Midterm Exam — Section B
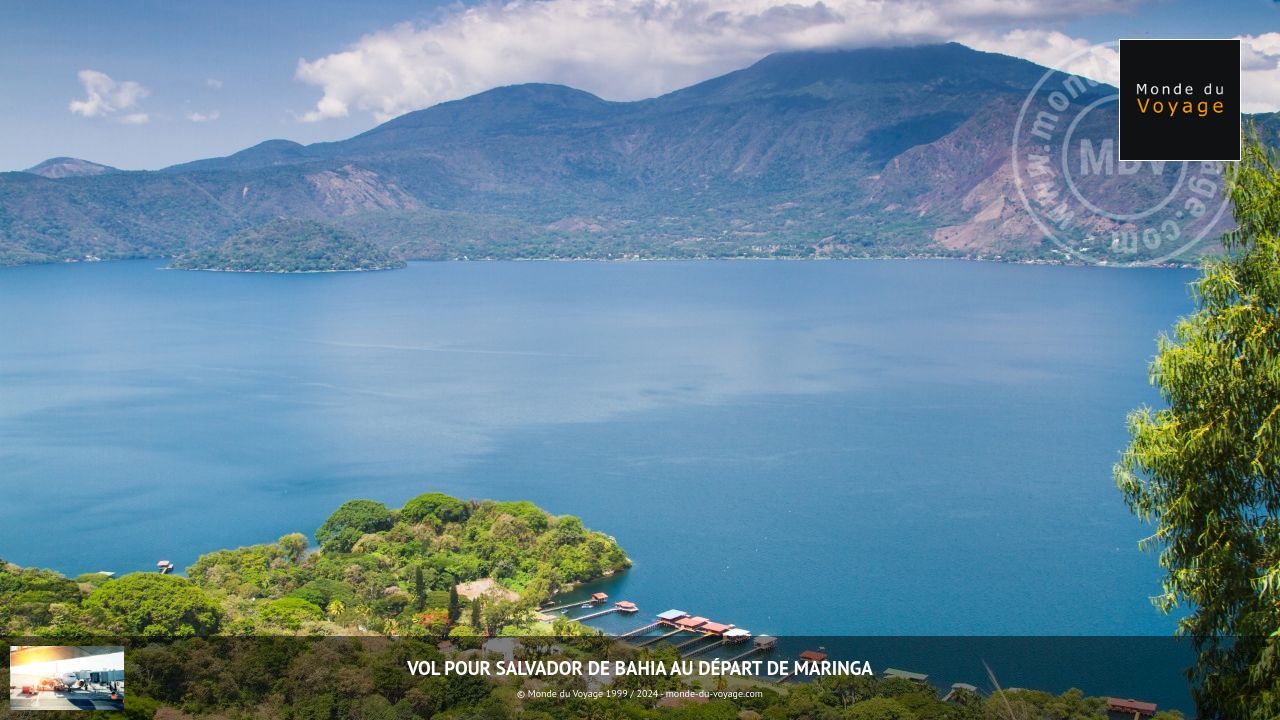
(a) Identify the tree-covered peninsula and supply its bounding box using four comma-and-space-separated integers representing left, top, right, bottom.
169, 218, 406, 273
1, 492, 628, 638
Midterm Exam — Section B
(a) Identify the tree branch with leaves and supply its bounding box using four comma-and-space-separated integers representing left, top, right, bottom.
1117, 132, 1280, 720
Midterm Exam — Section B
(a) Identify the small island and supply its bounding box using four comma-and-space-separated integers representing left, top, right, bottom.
170, 218, 406, 273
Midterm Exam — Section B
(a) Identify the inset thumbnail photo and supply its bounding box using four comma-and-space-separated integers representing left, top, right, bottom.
9, 646, 124, 712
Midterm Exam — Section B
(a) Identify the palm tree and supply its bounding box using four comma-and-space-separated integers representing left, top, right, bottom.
326, 599, 345, 619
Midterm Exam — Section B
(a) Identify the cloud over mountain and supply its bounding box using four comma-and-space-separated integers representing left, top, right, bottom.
294, 0, 1138, 122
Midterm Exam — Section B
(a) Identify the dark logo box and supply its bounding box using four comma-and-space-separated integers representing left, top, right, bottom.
1119, 39, 1241, 162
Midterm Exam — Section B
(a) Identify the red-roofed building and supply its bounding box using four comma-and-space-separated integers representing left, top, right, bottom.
700, 621, 732, 635
798, 650, 828, 662
615, 601, 637, 612
1107, 698, 1157, 718
590, 592, 609, 603
675, 616, 708, 630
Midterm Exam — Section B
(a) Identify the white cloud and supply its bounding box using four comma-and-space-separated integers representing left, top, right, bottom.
962, 29, 1119, 85
1239, 33, 1280, 114
206, 78, 224, 90
294, 0, 1144, 123
969, 33, 1280, 113
69, 70, 150, 123
185, 110, 221, 122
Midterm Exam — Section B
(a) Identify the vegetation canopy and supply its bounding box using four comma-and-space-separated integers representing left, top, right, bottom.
1117, 132, 1280, 719
81, 573, 223, 638
315, 498, 395, 553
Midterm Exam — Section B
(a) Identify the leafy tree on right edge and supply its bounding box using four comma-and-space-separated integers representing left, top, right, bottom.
1117, 132, 1280, 720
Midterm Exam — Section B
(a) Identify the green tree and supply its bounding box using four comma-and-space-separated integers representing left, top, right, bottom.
1116, 134, 1280, 719
469, 597, 481, 631
401, 492, 470, 525
290, 578, 356, 610
316, 499, 393, 553
846, 697, 916, 720
448, 582, 462, 624
259, 597, 324, 630
83, 574, 222, 637
414, 566, 426, 612
278, 533, 309, 563
981, 696, 1039, 720
479, 596, 533, 636
121, 693, 161, 720
816, 674, 877, 708
327, 599, 346, 619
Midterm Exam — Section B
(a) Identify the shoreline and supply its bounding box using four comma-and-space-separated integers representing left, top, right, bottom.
1, 253, 1201, 272
160, 264, 406, 274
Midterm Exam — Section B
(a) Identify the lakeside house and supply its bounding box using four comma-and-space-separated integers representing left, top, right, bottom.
1107, 698, 1158, 719
884, 668, 929, 683
753, 636, 778, 651
674, 616, 709, 630
657, 609, 688, 622
943, 683, 980, 702
798, 650, 828, 662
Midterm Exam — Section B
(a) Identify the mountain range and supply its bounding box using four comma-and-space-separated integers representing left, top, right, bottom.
2, 43, 1274, 267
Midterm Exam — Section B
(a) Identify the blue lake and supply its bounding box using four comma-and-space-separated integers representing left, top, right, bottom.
0, 259, 1193, 639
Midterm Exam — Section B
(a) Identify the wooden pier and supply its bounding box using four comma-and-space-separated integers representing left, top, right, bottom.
545, 597, 634, 615
618, 622, 661, 639
683, 638, 725, 658
573, 606, 622, 622
636, 628, 685, 647
726, 646, 763, 663
541, 599, 600, 613
675, 633, 712, 650
725, 635, 774, 662
620, 609, 757, 654
567, 601, 639, 623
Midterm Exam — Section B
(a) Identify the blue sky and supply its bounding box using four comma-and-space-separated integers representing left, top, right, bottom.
2, 0, 1277, 171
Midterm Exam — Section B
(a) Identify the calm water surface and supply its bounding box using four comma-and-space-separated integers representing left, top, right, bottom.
0, 259, 1194, 638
